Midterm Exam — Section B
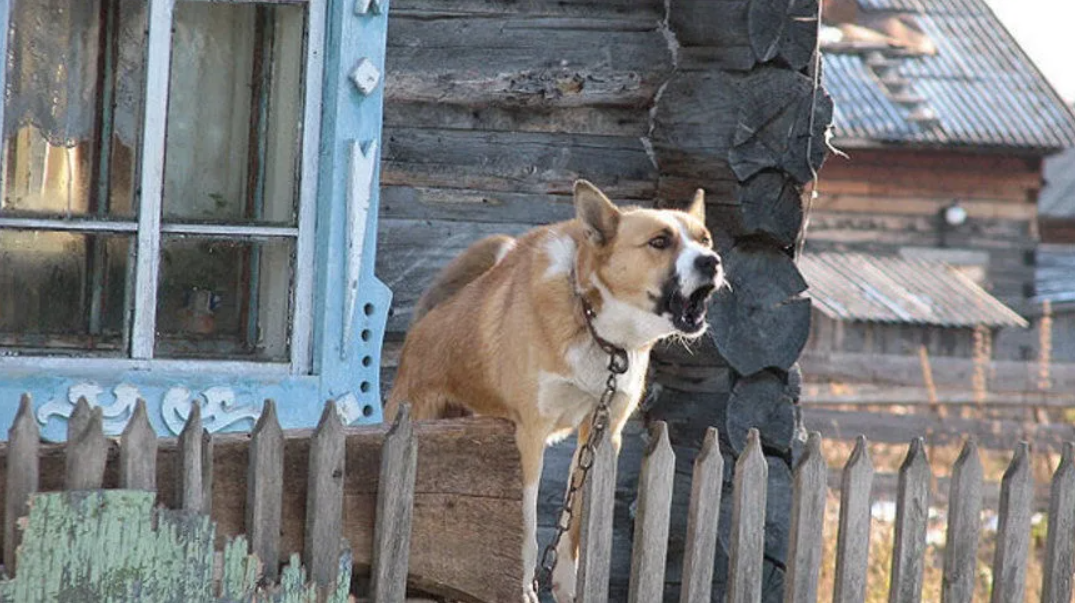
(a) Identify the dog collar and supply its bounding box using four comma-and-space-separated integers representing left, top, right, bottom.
577, 291, 630, 375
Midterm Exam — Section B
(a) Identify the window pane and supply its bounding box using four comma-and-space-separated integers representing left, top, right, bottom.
162, 3, 305, 225
0, 230, 131, 352
2, 0, 147, 218
156, 237, 293, 361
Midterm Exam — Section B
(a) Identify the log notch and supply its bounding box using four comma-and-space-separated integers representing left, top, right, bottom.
643, 0, 832, 600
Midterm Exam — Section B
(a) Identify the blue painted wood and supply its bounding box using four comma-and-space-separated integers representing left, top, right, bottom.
0, 0, 391, 441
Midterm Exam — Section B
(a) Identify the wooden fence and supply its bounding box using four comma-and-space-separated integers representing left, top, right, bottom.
1, 392, 1074, 602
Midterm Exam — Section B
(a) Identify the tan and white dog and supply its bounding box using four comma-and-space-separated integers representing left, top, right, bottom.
385, 180, 724, 602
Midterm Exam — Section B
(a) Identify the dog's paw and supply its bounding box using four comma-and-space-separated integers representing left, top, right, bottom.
522, 583, 540, 603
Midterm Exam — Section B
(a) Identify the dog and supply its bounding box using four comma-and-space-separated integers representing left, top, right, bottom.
385, 180, 724, 602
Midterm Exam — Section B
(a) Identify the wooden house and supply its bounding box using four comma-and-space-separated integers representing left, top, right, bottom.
802, 0, 1075, 364
1034, 145, 1075, 363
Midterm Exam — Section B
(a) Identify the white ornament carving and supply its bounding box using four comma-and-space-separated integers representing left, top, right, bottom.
349, 59, 381, 96
342, 139, 378, 358
36, 382, 142, 435
337, 393, 365, 426
161, 385, 262, 435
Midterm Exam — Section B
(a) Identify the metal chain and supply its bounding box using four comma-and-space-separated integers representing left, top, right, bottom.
532, 301, 629, 596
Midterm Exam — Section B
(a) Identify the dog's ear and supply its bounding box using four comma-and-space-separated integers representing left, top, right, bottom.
686, 188, 706, 223
575, 180, 620, 245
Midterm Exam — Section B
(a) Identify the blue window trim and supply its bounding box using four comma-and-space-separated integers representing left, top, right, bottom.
0, 0, 391, 441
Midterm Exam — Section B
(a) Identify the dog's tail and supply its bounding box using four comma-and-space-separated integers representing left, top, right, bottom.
411, 234, 516, 325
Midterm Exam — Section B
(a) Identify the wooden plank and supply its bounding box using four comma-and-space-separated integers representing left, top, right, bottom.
370, 404, 418, 603
65, 407, 107, 490
990, 442, 1033, 603
1042, 442, 1075, 603
390, 0, 663, 19
784, 432, 827, 603
888, 438, 931, 603
0, 417, 522, 603
304, 401, 346, 593
942, 439, 983, 603
177, 403, 207, 513
577, 426, 618, 603
802, 383, 1074, 408
833, 435, 874, 603
627, 421, 675, 603
246, 399, 284, 582
4, 395, 38, 573
727, 429, 768, 603
679, 428, 724, 603
120, 399, 157, 491
67, 397, 93, 444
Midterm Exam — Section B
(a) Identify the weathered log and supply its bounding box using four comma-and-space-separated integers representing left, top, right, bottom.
726, 370, 796, 455
736, 170, 804, 247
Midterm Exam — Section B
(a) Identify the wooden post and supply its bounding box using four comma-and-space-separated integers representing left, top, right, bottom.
990, 442, 1033, 603
1041, 442, 1075, 603
576, 425, 618, 603
784, 432, 827, 603
177, 403, 209, 513
727, 429, 768, 603
119, 399, 158, 491
833, 435, 874, 603
889, 438, 930, 603
679, 428, 724, 603
66, 407, 107, 490
4, 394, 39, 574
371, 403, 418, 603
627, 421, 675, 603
942, 438, 983, 603
246, 399, 284, 581
305, 401, 346, 594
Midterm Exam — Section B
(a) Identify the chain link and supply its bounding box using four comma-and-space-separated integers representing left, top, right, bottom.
532, 337, 627, 596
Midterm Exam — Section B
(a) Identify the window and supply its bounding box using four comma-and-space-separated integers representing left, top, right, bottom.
1, 0, 316, 368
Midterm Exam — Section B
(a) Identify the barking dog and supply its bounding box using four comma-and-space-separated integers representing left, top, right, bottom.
385, 180, 724, 602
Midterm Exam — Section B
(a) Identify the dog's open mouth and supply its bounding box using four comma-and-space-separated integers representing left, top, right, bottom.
667, 285, 715, 334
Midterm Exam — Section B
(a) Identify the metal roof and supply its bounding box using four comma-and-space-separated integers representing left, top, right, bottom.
1035, 245, 1075, 305
801, 252, 1029, 327
822, 0, 1075, 151
1041, 146, 1075, 219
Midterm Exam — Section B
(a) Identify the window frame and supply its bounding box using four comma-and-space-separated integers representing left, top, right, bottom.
0, 0, 324, 374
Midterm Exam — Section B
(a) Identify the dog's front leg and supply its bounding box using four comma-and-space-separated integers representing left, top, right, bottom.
517, 424, 546, 603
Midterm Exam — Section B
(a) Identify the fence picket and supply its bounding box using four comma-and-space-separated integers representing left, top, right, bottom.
833, 435, 874, 603
577, 424, 618, 603
889, 437, 930, 603
628, 421, 675, 603
67, 396, 92, 443
305, 401, 346, 594
4, 394, 39, 574
942, 438, 983, 603
728, 429, 768, 603
65, 406, 107, 490
679, 427, 724, 603
246, 399, 284, 581
990, 442, 1033, 603
1042, 442, 1075, 603
177, 403, 212, 513
371, 403, 418, 603
784, 432, 827, 603
120, 399, 157, 491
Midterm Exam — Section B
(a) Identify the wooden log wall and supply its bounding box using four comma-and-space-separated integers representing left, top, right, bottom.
378, 0, 831, 599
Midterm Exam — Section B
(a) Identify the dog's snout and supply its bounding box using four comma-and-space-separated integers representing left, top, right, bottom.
694, 254, 720, 277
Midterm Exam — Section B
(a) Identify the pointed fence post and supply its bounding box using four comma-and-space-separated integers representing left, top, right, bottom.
990, 442, 1033, 603
942, 438, 983, 603
305, 401, 346, 595
728, 429, 769, 603
679, 428, 724, 603
247, 399, 284, 581
5, 394, 39, 574
178, 403, 212, 513
785, 432, 827, 603
120, 399, 157, 491
833, 435, 873, 603
889, 438, 930, 603
576, 424, 618, 603
66, 407, 107, 490
1042, 442, 1075, 603
628, 421, 675, 603
371, 403, 418, 603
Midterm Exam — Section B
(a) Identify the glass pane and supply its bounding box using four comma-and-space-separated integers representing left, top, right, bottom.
0, 230, 131, 352
156, 237, 293, 361
162, 3, 305, 225
2, 0, 147, 218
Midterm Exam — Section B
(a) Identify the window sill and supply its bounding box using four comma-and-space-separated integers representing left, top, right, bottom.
0, 355, 297, 377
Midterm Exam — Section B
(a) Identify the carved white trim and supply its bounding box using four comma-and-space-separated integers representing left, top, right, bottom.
342, 139, 378, 358
349, 58, 381, 96
36, 382, 142, 435
337, 392, 365, 426
161, 386, 262, 435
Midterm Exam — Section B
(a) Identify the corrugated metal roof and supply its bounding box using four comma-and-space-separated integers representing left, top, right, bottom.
1041, 147, 1075, 219
1035, 245, 1075, 305
822, 0, 1075, 150
801, 252, 1029, 327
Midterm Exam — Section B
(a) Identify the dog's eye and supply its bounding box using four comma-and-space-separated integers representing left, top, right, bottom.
700, 235, 712, 247
649, 235, 671, 250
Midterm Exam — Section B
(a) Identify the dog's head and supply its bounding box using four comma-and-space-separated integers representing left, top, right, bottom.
573, 180, 725, 346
